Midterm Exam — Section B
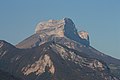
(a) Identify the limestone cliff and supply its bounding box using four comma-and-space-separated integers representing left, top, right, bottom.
35, 18, 89, 46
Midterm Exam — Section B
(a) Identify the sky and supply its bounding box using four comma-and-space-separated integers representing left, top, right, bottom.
0, 0, 120, 59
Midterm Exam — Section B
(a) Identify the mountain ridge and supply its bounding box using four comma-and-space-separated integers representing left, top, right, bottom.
0, 40, 119, 80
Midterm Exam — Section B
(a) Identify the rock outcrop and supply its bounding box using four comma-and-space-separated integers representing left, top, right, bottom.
78, 30, 90, 46
35, 18, 89, 46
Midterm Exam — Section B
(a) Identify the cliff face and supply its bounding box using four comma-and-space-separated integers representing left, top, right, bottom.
35, 18, 79, 38
35, 18, 89, 46
35, 19, 65, 37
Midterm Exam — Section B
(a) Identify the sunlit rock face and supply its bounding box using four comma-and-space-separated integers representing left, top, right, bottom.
78, 31, 90, 46
35, 19, 65, 37
35, 18, 89, 46
79, 31, 89, 40
22, 54, 55, 76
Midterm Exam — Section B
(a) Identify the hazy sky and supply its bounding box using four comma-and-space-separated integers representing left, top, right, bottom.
0, 0, 120, 59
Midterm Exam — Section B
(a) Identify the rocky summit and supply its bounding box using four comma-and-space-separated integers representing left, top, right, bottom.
35, 18, 90, 46
16, 18, 90, 49
0, 18, 120, 80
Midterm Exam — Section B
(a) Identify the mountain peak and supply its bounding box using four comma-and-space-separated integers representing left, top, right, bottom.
35, 18, 89, 46
35, 18, 74, 34
63, 17, 74, 24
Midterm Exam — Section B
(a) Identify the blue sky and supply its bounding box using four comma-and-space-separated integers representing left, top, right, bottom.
0, 0, 120, 59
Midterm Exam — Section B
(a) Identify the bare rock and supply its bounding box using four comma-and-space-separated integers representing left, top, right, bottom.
78, 31, 90, 46
35, 18, 89, 46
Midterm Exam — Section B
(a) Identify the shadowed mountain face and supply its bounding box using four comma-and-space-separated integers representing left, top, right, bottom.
0, 69, 22, 80
0, 18, 120, 80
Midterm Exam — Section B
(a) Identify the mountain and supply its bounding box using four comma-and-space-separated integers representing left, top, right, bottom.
16, 18, 90, 49
0, 18, 120, 80
16, 18, 120, 77
0, 40, 119, 80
